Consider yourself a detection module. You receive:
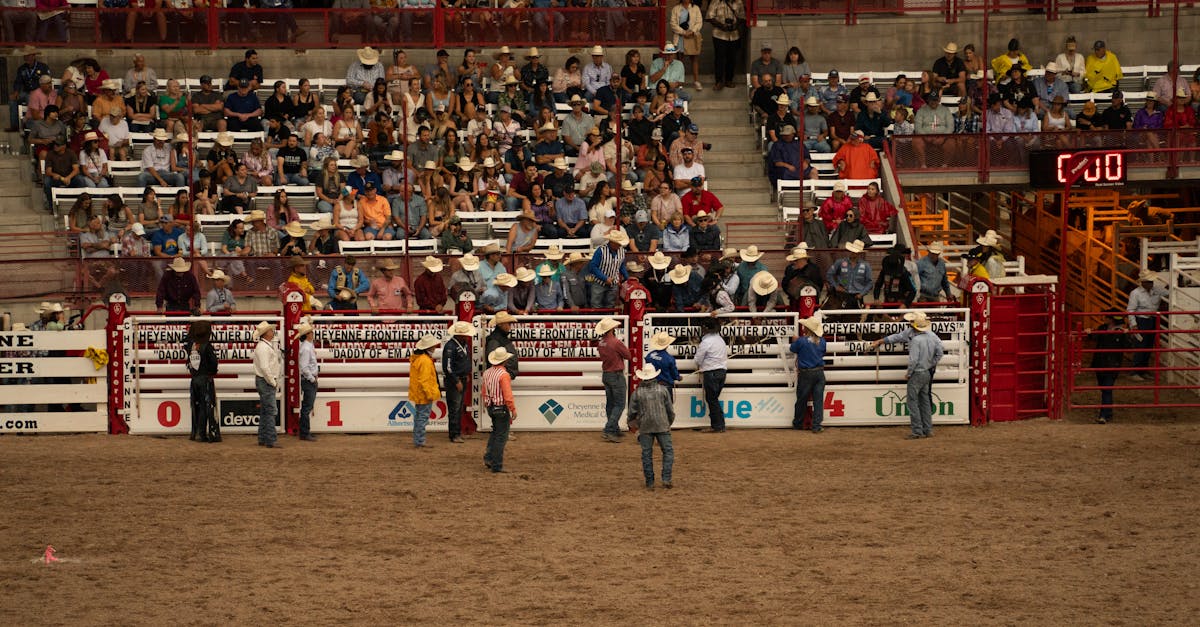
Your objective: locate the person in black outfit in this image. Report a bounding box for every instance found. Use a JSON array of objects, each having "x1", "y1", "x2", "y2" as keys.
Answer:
[
  {"x1": 1086, "y1": 314, "x2": 1132, "y2": 424},
  {"x1": 485, "y1": 311, "x2": 520, "y2": 380},
  {"x1": 442, "y1": 321, "x2": 474, "y2": 443},
  {"x1": 1098, "y1": 91, "x2": 1133, "y2": 130},
  {"x1": 873, "y1": 244, "x2": 917, "y2": 307},
  {"x1": 186, "y1": 320, "x2": 220, "y2": 442}
]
